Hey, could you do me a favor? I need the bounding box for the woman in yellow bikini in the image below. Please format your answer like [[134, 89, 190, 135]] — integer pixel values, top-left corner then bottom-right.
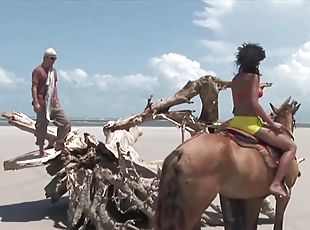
[[229, 43, 296, 197]]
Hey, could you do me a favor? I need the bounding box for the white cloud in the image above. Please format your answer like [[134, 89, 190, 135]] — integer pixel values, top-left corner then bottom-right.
[[201, 40, 235, 55], [151, 53, 215, 88], [59, 68, 158, 91], [56, 53, 216, 117], [122, 74, 158, 90], [91, 74, 112, 90], [0, 67, 16, 88], [57, 71, 159, 117], [193, 0, 235, 30], [59, 53, 213, 94], [200, 40, 236, 65], [204, 0, 309, 42], [271, 0, 304, 8], [93, 73, 158, 92], [267, 47, 298, 59], [59, 68, 88, 87], [273, 41, 310, 96]]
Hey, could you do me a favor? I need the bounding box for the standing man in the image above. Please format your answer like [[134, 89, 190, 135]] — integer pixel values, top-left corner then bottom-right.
[[31, 48, 71, 156]]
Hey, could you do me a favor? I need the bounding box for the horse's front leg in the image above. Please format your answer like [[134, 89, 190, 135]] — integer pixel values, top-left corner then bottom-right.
[[192, 221, 201, 230], [274, 196, 290, 230], [220, 195, 245, 230]]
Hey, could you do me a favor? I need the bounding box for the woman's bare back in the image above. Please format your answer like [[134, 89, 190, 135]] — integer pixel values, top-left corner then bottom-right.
[[231, 72, 260, 116]]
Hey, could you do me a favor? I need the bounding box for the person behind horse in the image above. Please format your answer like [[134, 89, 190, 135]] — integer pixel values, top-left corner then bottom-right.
[[31, 48, 71, 156], [228, 43, 296, 197]]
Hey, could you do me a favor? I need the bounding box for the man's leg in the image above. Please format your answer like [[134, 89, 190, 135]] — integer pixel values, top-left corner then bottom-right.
[[35, 111, 49, 156], [50, 107, 71, 151]]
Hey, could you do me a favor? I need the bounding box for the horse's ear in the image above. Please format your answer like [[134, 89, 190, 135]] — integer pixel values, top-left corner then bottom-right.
[[284, 96, 291, 105], [270, 103, 279, 113], [293, 103, 301, 115]]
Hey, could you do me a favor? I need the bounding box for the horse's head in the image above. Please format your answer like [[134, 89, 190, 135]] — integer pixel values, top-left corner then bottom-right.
[[269, 97, 301, 136]]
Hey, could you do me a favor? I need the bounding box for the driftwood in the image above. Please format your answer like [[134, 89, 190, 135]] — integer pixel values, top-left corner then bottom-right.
[[104, 75, 227, 132], [62, 127, 226, 229], [2, 75, 275, 229], [104, 75, 272, 132], [2, 111, 57, 148]]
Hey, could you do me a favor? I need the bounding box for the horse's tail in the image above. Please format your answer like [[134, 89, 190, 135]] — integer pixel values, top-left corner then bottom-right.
[[153, 148, 185, 230]]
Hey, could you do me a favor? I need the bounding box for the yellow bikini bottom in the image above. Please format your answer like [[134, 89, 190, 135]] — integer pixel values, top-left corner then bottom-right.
[[229, 116, 264, 135]]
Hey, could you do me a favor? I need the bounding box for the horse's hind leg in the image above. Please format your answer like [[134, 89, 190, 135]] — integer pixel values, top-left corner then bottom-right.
[[185, 194, 217, 230], [183, 181, 218, 230]]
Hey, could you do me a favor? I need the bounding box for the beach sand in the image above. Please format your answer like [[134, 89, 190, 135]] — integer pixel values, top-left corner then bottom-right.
[[0, 126, 309, 229]]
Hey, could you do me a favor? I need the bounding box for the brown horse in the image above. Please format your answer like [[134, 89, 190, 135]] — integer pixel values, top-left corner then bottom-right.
[[154, 98, 300, 230]]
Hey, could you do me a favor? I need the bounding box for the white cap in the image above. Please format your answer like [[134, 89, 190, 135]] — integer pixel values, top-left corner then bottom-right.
[[44, 48, 57, 57]]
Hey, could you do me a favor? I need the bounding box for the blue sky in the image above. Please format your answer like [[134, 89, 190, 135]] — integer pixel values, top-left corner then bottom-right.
[[1, 0, 310, 123]]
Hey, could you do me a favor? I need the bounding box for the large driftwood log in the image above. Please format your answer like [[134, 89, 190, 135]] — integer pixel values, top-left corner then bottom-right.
[[103, 75, 229, 132], [104, 75, 272, 132]]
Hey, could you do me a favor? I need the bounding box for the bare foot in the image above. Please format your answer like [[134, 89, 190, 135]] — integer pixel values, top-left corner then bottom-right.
[[39, 151, 48, 157], [269, 182, 288, 197]]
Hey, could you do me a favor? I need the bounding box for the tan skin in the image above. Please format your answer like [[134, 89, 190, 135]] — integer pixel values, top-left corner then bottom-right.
[[31, 55, 57, 156], [231, 71, 296, 197]]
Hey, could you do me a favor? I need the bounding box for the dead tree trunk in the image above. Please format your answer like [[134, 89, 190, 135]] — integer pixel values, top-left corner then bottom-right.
[[104, 75, 271, 133]]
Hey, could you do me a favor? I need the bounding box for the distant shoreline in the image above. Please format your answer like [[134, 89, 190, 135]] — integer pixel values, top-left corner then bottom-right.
[[0, 119, 176, 127], [1, 118, 310, 128]]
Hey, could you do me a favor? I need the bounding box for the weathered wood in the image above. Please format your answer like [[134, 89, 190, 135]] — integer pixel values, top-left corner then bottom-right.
[[62, 122, 224, 228], [2, 111, 57, 147], [1, 114, 89, 171], [103, 75, 228, 131], [104, 75, 272, 132], [3, 149, 60, 170]]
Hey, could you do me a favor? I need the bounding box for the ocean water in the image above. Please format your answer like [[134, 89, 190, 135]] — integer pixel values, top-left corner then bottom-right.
[[0, 118, 175, 127], [1, 117, 309, 128]]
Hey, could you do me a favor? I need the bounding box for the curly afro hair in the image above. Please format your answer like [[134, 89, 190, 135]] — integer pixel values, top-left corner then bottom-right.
[[235, 43, 266, 74]]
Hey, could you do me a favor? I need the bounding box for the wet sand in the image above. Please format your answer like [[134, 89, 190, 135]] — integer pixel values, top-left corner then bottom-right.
[[0, 126, 309, 229]]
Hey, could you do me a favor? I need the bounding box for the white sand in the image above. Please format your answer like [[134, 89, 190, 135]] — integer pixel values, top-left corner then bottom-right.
[[0, 126, 309, 229]]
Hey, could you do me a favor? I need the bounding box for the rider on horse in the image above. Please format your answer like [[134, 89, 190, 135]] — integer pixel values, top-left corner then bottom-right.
[[228, 43, 297, 197]]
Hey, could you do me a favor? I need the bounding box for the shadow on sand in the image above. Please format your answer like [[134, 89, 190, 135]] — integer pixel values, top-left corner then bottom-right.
[[0, 196, 68, 229], [0, 197, 273, 229], [204, 210, 273, 227]]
